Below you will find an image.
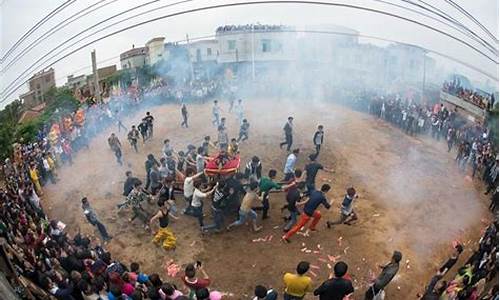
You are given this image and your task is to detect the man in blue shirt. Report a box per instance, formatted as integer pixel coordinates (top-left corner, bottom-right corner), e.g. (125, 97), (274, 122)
(283, 184), (332, 242)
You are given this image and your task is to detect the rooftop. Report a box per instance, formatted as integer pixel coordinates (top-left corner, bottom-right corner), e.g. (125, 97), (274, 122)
(216, 24), (294, 34)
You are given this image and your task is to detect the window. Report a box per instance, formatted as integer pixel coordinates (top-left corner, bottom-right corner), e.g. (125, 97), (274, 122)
(228, 40), (236, 50)
(45, 76), (51, 83)
(207, 48), (212, 56)
(196, 49), (202, 62)
(36, 84), (41, 89)
(261, 39), (271, 52)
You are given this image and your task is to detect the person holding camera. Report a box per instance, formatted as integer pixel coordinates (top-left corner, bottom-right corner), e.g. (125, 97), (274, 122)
(182, 262), (211, 298)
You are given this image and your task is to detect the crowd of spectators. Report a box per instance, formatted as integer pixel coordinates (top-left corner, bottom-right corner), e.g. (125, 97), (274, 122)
(420, 222), (498, 300)
(348, 92), (498, 198)
(442, 81), (495, 110)
(216, 24), (292, 33)
(0, 79), (498, 299)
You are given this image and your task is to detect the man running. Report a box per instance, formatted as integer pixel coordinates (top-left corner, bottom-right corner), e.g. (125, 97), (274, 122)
(212, 100), (221, 127)
(217, 125), (229, 151)
(183, 170), (204, 214)
(144, 154), (160, 191)
(234, 99), (244, 124)
(280, 116), (294, 151)
(108, 133), (123, 165)
(313, 125), (324, 159)
(181, 103), (189, 128)
(227, 181), (262, 232)
(127, 125), (140, 152)
(123, 171), (140, 197)
(150, 201), (178, 250)
(244, 156), (262, 183)
(282, 184), (332, 242)
(188, 182), (217, 229)
(327, 187), (359, 229)
(138, 120), (149, 143)
(304, 154), (333, 193)
(143, 111), (154, 138)
(237, 119), (250, 142)
(258, 169), (295, 220)
(284, 149), (300, 181)
(118, 181), (152, 231)
(81, 197), (112, 243)
(202, 180), (230, 233)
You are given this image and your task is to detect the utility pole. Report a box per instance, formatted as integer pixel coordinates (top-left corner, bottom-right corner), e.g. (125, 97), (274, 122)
(422, 49), (427, 102)
(251, 24), (255, 80)
(91, 50), (102, 103)
(186, 34), (195, 80)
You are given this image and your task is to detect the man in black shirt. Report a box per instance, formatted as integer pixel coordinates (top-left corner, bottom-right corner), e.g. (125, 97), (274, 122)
(138, 120), (149, 143)
(225, 173), (246, 217)
(244, 156), (262, 183)
(279, 116), (294, 151)
(314, 261), (354, 300)
(304, 154), (333, 193)
(142, 111), (154, 138)
(283, 181), (307, 232)
(181, 104), (189, 128)
(144, 154), (160, 190)
(123, 171), (141, 197)
(127, 125), (140, 152)
(202, 180), (229, 233)
(439, 243), (463, 274)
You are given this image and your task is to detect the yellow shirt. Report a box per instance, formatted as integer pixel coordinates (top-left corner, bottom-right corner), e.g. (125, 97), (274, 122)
(29, 168), (39, 181)
(283, 273), (312, 297)
(228, 143), (238, 156)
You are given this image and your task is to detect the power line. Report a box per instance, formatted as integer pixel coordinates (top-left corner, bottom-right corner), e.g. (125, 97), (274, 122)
(0, 0), (76, 63)
(34, 28), (500, 99)
(410, 0), (497, 51)
(1, 0), (196, 96)
(2, 0), (498, 102)
(1, 0), (120, 73)
(4, 0), (497, 96)
(373, 0), (497, 55)
(445, 0), (498, 43)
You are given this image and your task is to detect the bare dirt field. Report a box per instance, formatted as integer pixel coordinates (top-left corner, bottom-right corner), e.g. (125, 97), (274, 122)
(42, 98), (492, 299)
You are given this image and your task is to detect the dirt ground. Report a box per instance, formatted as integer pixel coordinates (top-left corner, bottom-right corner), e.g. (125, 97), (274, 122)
(43, 98), (492, 299)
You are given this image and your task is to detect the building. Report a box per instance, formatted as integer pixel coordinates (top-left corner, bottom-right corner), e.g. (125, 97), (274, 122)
(86, 65), (117, 97)
(20, 68), (55, 108)
(185, 39), (219, 79)
(216, 24), (297, 64)
(146, 37), (166, 66)
(65, 74), (86, 90)
(120, 46), (148, 69)
(187, 39), (218, 63)
(17, 103), (46, 124)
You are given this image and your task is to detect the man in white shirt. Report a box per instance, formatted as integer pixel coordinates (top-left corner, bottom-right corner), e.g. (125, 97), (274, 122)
(283, 148), (300, 181)
(189, 181), (217, 229)
(212, 100), (221, 127)
(183, 170), (204, 215)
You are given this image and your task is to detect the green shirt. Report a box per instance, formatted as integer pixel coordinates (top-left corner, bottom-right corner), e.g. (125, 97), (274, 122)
(259, 176), (281, 193)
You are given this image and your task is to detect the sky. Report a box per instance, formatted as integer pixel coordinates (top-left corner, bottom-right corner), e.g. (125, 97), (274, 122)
(0, 0), (498, 107)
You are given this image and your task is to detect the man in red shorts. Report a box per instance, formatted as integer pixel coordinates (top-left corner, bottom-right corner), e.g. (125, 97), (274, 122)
(282, 184), (332, 242)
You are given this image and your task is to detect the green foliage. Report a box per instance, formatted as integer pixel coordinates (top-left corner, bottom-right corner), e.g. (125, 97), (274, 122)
(0, 87), (80, 160)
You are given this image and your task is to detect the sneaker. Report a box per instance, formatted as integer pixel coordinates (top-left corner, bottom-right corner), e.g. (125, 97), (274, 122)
(281, 236), (291, 243)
